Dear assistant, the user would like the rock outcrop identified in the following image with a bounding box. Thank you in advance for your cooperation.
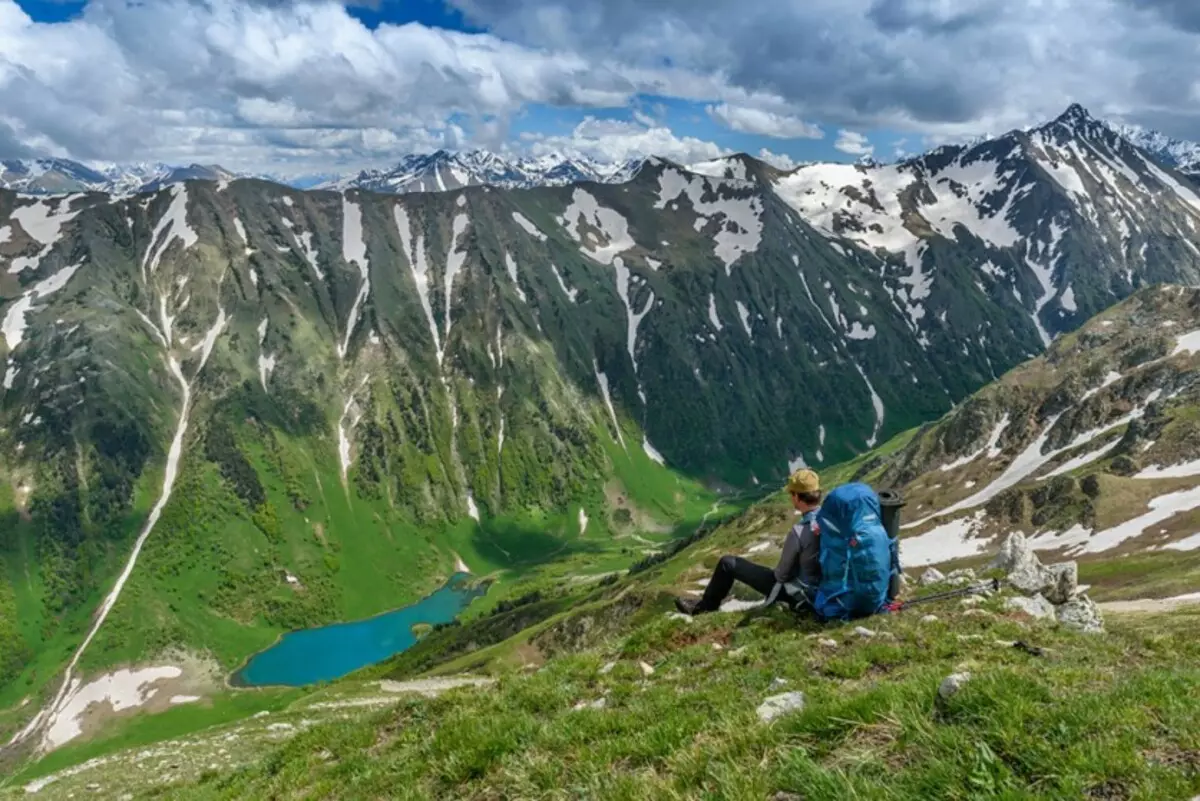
[992,533,1104,632]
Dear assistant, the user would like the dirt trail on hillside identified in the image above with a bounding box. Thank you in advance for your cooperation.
[1098,593,1200,614]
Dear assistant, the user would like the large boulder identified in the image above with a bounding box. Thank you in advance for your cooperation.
[1057,595,1105,633]
[995,534,1079,603]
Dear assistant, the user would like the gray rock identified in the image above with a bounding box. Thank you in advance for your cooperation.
[1007,555,1049,595]
[991,532,1034,573]
[960,596,983,608]
[920,614,939,624]
[599,661,616,675]
[1057,595,1105,633]
[638,661,656,677]
[573,697,607,711]
[853,626,876,638]
[946,568,977,587]
[818,638,838,648]
[769,677,790,691]
[938,671,971,700]
[1043,562,1079,605]
[920,567,946,586]
[1005,594,1056,620]
[756,691,806,723]
[963,609,993,618]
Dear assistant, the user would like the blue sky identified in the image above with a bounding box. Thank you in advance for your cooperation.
[5,0,1195,172]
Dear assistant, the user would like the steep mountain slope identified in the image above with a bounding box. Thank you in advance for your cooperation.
[826,285,1200,587]
[316,150,643,194]
[772,105,1200,344]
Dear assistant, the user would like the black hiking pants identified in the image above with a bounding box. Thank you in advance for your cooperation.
[698,556,803,612]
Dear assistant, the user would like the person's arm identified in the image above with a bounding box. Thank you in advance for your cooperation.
[773,525,802,583]
[797,521,821,588]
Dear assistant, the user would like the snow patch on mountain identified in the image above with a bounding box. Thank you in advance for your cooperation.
[736,301,753,338]
[550,264,577,302]
[7,195,82,275]
[338,195,371,359]
[594,364,625,450]
[642,437,666,465]
[614,258,654,375]
[707,293,722,331]
[2,261,81,351]
[443,212,471,355]
[939,414,1011,472]
[558,188,634,265]
[511,211,547,241]
[141,184,198,280]
[503,252,527,302]
[393,205,443,365]
[654,166,763,274]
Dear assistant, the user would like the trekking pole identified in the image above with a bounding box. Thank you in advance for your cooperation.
[884,578,1000,613]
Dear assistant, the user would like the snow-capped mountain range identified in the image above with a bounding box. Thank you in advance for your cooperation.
[0,159,240,196]
[312,150,645,193]
[5,111,1199,198]
[1111,123,1200,177]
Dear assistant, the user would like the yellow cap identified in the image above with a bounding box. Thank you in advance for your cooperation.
[786,468,820,495]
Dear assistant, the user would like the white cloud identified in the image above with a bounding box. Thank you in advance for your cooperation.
[835,130,874,156]
[524,116,727,164]
[8,0,1200,172]
[757,148,798,170]
[0,0,696,171]
[449,0,1200,142]
[706,103,823,139]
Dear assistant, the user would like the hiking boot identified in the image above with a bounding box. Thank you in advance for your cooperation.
[674,597,704,616]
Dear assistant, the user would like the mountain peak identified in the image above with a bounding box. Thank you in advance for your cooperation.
[1054,103,1098,128]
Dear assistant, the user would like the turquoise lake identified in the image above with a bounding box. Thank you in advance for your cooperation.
[232,573,487,687]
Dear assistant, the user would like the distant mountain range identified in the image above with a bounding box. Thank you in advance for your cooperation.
[0,151,645,196]
[0,159,240,196]
[312,150,645,194]
[1112,123,1200,177]
[5,115,1199,198]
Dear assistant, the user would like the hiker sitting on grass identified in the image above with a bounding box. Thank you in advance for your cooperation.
[675,469,822,616]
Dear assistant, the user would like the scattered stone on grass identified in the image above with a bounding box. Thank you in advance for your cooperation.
[920,567,945,586]
[938,672,971,700]
[756,691,806,723]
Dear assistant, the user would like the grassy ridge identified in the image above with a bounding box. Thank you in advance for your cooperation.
[94,601,1200,800]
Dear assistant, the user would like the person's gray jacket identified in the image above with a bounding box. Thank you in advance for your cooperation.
[765,511,821,605]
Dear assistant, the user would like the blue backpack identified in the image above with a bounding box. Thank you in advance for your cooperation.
[814,483,899,621]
